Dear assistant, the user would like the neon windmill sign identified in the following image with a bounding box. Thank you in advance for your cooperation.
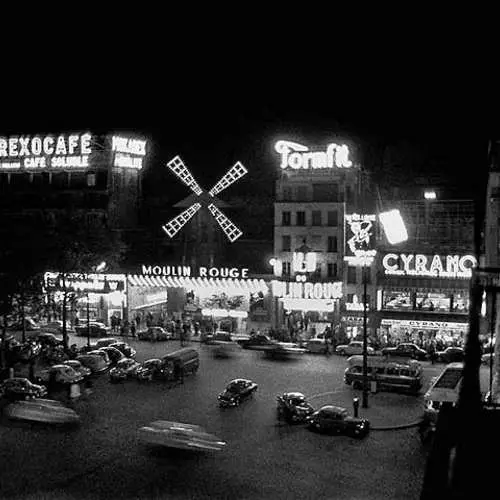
[162,156,248,243]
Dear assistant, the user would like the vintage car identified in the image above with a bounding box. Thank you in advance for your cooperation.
[305,337,329,354]
[109,358,141,382]
[218,378,258,408]
[37,364,83,385]
[29,332,63,348]
[276,392,315,423]
[86,350,111,366]
[75,322,111,338]
[336,341,375,357]
[381,343,428,361]
[4,398,80,425]
[0,377,48,401]
[98,346,126,365]
[138,327,172,342]
[435,347,464,364]
[63,360,92,379]
[75,354,109,374]
[306,405,370,438]
[237,334,276,350]
[138,421,226,451]
[39,320,76,335]
[94,338,120,349]
[136,359,168,382]
[263,342,306,360]
[108,342,136,359]
[202,331,232,345]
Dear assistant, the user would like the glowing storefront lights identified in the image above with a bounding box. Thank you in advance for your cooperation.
[382,253,477,278]
[378,209,408,245]
[282,298,335,312]
[274,140,352,170]
[272,281,342,300]
[201,308,248,318]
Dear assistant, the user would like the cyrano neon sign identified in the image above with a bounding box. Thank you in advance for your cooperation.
[382,253,477,278]
[275,140,352,170]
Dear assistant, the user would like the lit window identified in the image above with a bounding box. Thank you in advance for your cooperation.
[87,174,96,187]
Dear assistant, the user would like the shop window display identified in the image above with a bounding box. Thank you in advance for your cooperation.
[416,292,450,312]
[383,291,413,310]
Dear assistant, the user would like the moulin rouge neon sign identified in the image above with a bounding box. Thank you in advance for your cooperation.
[275,140,353,170]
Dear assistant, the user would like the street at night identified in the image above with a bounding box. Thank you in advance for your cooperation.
[0,336,493,499]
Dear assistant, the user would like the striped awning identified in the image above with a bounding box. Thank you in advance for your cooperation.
[127,275,269,294]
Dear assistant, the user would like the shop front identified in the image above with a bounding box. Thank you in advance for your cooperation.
[127,264,270,334]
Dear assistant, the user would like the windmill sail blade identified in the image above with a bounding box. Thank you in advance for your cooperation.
[208,203,243,242]
[162,203,201,238]
[167,156,203,196]
[208,162,248,197]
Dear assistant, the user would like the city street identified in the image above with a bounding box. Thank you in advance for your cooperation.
[0,337,492,500]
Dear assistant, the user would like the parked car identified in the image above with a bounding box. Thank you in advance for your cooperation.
[0,377,47,401]
[75,322,111,338]
[136,359,168,382]
[40,320,76,335]
[435,347,464,364]
[306,338,329,354]
[98,346,126,365]
[94,338,120,349]
[237,335,276,350]
[138,421,226,451]
[306,405,370,438]
[336,341,374,357]
[75,354,109,374]
[218,378,258,408]
[37,364,83,385]
[87,350,111,366]
[381,343,428,361]
[4,398,80,425]
[63,360,91,379]
[29,332,63,348]
[108,342,136,359]
[276,392,315,423]
[109,358,141,383]
[138,327,172,342]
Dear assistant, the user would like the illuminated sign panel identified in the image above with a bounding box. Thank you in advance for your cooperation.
[272,280,342,300]
[0,133,92,170]
[275,140,352,170]
[344,214,377,266]
[292,251,317,273]
[44,272,126,293]
[141,264,249,279]
[381,318,468,330]
[382,253,477,279]
[111,136,147,169]
[345,295,370,311]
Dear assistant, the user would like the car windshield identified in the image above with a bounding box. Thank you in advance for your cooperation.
[290,397,306,405]
[117,359,134,368]
[227,382,243,392]
[144,360,160,368]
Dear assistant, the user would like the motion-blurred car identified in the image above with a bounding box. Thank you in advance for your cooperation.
[75,322,111,338]
[202,331,232,345]
[109,358,141,383]
[381,343,428,361]
[306,405,370,438]
[108,342,136,358]
[98,346,126,365]
[4,398,80,425]
[138,421,226,451]
[237,334,276,350]
[218,378,258,408]
[138,327,172,342]
[263,342,306,359]
[336,341,374,357]
[305,337,329,354]
[136,359,168,382]
[37,364,83,385]
[0,377,47,401]
[276,392,315,423]
[63,360,91,379]
[75,354,109,374]
[435,347,464,364]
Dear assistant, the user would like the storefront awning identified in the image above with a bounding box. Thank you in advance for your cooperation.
[127,275,269,294]
[132,299,168,310]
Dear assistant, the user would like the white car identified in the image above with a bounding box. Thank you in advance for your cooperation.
[336,341,374,356]
[38,364,84,385]
[306,338,328,354]
[138,421,226,451]
[4,399,80,425]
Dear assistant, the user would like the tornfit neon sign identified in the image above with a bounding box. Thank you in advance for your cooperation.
[275,140,352,170]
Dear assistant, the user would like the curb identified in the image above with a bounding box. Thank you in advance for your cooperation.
[371,418,424,431]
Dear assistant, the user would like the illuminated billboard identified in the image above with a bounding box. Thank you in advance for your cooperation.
[344,213,377,266]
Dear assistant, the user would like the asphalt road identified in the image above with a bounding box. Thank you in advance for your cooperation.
[0,338,493,500]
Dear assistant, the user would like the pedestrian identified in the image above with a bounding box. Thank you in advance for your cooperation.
[130,323,136,338]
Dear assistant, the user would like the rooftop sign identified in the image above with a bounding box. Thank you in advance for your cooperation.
[111,136,147,169]
[275,140,352,170]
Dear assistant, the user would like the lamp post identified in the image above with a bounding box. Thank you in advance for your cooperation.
[86,292,91,348]
[362,258,369,408]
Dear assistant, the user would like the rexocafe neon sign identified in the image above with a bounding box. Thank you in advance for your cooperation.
[382,253,477,278]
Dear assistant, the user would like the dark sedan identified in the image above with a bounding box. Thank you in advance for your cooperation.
[276,392,315,423]
[435,347,464,364]
[136,359,168,382]
[109,358,141,383]
[98,346,126,365]
[218,378,258,408]
[306,405,370,438]
[0,377,48,401]
[381,343,428,361]
[109,342,136,359]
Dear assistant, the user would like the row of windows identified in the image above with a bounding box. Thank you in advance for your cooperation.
[277,183,354,203]
[281,262,339,277]
[281,210,338,227]
[281,235,338,252]
[0,172,107,189]
[346,266,372,284]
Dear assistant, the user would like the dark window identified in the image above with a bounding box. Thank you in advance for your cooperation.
[327,211,338,226]
[282,235,291,252]
[283,186,293,200]
[296,186,308,200]
[312,183,337,202]
[282,261,291,275]
[347,266,357,284]
[282,211,291,226]
[362,267,371,284]
[51,172,68,189]
[296,211,306,226]
[10,173,31,188]
[345,185,353,204]
[312,210,322,226]
[347,293,354,302]
[327,236,337,252]
[327,263,337,277]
